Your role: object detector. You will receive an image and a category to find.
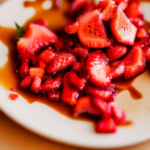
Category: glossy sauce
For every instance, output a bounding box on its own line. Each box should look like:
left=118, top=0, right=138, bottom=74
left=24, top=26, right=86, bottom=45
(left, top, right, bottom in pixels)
left=1, top=0, right=148, bottom=126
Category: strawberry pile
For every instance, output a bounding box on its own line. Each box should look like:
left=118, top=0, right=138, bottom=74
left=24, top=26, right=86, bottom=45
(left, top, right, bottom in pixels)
left=16, top=0, right=150, bottom=133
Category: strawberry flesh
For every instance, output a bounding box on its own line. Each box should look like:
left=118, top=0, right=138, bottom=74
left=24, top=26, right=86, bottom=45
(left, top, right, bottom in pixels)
left=65, top=21, right=78, bottom=34
left=31, top=76, right=42, bottom=93
left=20, top=75, right=33, bottom=88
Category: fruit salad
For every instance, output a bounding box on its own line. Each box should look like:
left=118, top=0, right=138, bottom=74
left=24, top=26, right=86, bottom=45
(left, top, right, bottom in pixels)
left=14, top=0, right=150, bottom=133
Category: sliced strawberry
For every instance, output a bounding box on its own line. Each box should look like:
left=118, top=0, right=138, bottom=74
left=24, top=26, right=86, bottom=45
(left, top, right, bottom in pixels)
left=17, top=23, right=58, bottom=60
left=29, top=67, right=45, bottom=78
left=47, top=52, right=76, bottom=74
left=54, top=40, right=64, bottom=51
left=73, top=96, right=101, bottom=117
left=65, top=21, right=78, bottom=34
left=19, top=59, right=29, bottom=78
left=67, top=71, right=86, bottom=91
left=71, top=47, right=88, bottom=61
left=97, top=0, right=112, bottom=8
left=38, top=60, right=47, bottom=69
left=137, top=28, right=147, bottom=38
left=106, top=45, right=127, bottom=61
left=41, top=77, right=62, bottom=91
left=110, top=7, right=137, bottom=45
left=93, top=97, right=111, bottom=119
left=118, top=2, right=128, bottom=11
left=85, top=84, right=114, bottom=101
left=86, top=52, right=112, bottom=87
left=101, top=1, right=117, bottom=21
left=96, top=118, right=116, bottom=133
left=77, top=9, right=110, bottom=48
left=47, top=91, right=61, bottom=100
left=61, top=73, right=79, bottom=105
left=38, top=48, right=55, bottom=63
left=20, top=75, right=32, bottom=88
left=31, top=76, right=42, bottom=93
left=111, top=62, right=125, bottom=79
left=123, top=45, right=146, bottom=79
left=35, top=18, right=48, bottom=27
left=144, top=46, right=150, bottom=62
left=111, top=104, right=126, bottom=124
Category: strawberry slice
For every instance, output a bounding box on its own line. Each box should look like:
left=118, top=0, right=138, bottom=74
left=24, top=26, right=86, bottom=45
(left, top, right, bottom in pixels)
left=61, top=73, right=79, bottom=105
left=144, top=46, right=150, bottom=62
left=19, top=59, right=29, bottom=78
left=47, top=52, right=77, bottom=74
left=20, top=75, right=32, bottom=88
left=101, top=1, right=117, bottom=21
left=47, top=91, right=61, bottom=100
left=86, top=52, right=112, bottom=87
left=97, top=0, right=112, bottom=8
left=29, top=67, right=45, bottom=78
left=73, top=96, right=101, bottom=117
left=111, top=104, right=126, bottom=124
left=106, top=45, right=127, bottom=61
left=123, top=45, right=146, bottom=79
left=77, top=9, right=110, bottom=48
left=17, top=23, right=58, bottom=60
left=31, top=76, right=42, bottom=93
left=65, top=21, right=78, bottom=34
left=110, top=7, right=137, bottom=45
left=96, top=118, right=116, bottom=133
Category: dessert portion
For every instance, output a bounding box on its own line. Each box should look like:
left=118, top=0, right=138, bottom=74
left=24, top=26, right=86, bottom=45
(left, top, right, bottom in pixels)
left=15, top=0, right=150, bottom=133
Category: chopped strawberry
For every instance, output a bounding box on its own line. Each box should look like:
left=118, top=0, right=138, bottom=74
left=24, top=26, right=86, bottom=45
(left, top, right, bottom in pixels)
left=20, top=75, right=32, bottom=88
left=38, top=48, right=55, bottom=63
left=111, top=104, right=126, bottom=124
left=118, top=2, right=128, bottom=11
left=67, top=71, right=86, bottom=90
left=137, top=28, right=147, bottom=38
left=31, top=76, right=42, bottom=93
left=54, top=40, right=64, bottom=51
left=9, top=94, right=18, bottom=100
left=47, top=52, right=76, bottom=74
left=93, top=97, right=111, bottom=119
left=86, top=52, right=112, bottom=87
left=65, top=21, right=78, bottom=34
left=77, top=9, right=110, bottom=48
left=61, top=73, right=79, bottom=105
left=106, top=45, right=127, bottom=61
left=41, top=77, right=62, bottom=91
left=123, top=45, right=146, bottom=79
left=35, top=18, right=48, bottom=27
left=38, top=60, right=47, bottom=69
left=47, top=91, right=61, bottom=100
left=73, top=96, right=101, bottom=117
left=101, top=1, right=117, bottom=21
left=144, top=46, right=150, bottom=62
left=17, top=23, right=58, bottom=60
left=19, top=59, right=29, bottom=78
left=29, top=67, right=45, bottom=78
left=96, top=118, right=116, bottom=133
left=110, top=7, right=137, bottom=45
left=71, top=47, right=88, bottom=61
left=97, top=0, right=112, bottom=8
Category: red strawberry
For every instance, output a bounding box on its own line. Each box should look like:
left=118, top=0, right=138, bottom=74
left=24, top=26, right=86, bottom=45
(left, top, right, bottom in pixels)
left=47, top=52, right=76, bottom=74
left=31, top=76, right=42, bottom=93
left=29, top=67, right=45, bottom=78
left=20, top=75, right=32, bottom=88
left=137, top=28, right=147, bottom=38
left=106, top=45, right=127, bottom=61
left=38, top=60, right=47, bottom=69
left=129, top=18, right=144, bottom=28
left=110, top=7, right=137, bottom=45
left=38, top=48, right=55, bottom=63
left=35, top=18, right=48, bottom=27
left=41, top=77, right=62, bottom=91
left=19, top=59, right=29, bottom=78
left=71, top=47, right=88, bottom=61
left=54, top=40, right=64, bottom=51
left=86, top=52, right=112, bottom=87
left=144, top=46, right=150, bottom=62
left=123, top=45, right=146, bottom=79
left=67, top=71, right=86, bottom=90
left=73, top=96, right=101, bottom=117
left=97, top=0, right=112, bottom=8
left=96, top=118, right=116, bottom=133
left=93, top=97, right=111, bottom=119
left=118, top=2, right=128, bottom=11
left=65, top=21, right=78, bottom=34
left=101, top=1, right=117, bottom=21
left=47, top=91, right=61, bottom=100
left=111, top=104, right=126, bottom=124
left=17, top=23, right=58, bottom=60
left=77, top=9, right=110, bottom=48
left=61, top=73, right=79, bottom=105
left=114, top=0, right=128, bottom=5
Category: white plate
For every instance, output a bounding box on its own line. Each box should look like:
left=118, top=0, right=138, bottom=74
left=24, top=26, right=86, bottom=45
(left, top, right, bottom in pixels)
left=0, top=0, right=150, bottom=149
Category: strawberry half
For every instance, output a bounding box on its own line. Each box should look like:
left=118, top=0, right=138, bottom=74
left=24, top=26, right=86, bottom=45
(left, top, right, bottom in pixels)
left=17, top=23, right=58, bottom=60
left=20, top=75, right=32, bottom=88
left=77, top=9, right=110, bottom=48
left=31, top=76, right=42, bottom=93
left=123, top=45, right=146, bottom=79
left=47, top=52, right=77, bottom=74
left=86, top=52, right=112, bottom=87
left=110, top=7, right=137, bottom=45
